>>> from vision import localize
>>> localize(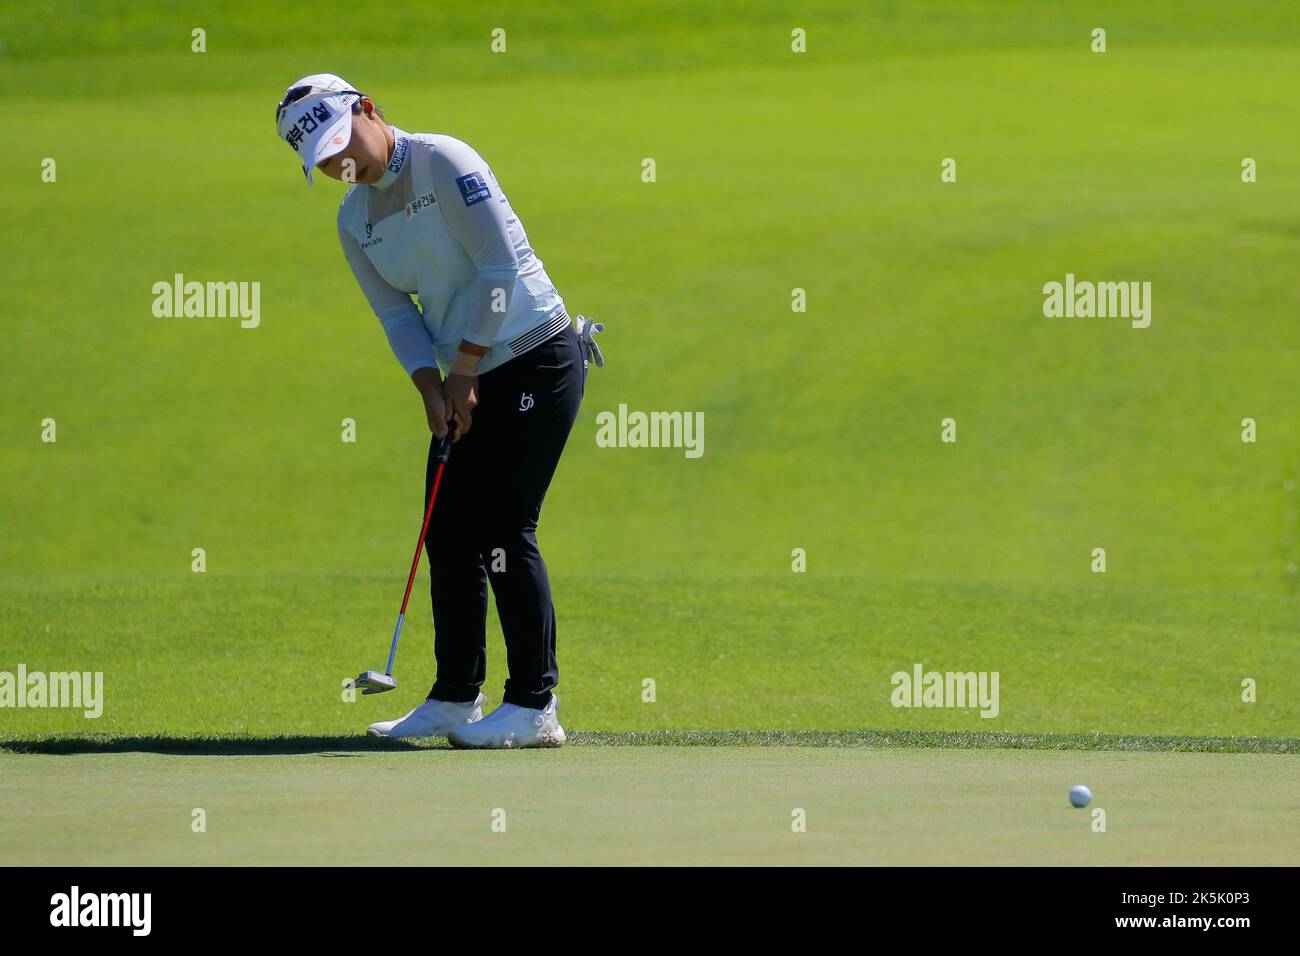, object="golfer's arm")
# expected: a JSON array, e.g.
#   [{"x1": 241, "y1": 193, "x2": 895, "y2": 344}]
[
  {"x1": 431, "y1": 145, "x2": 520, "y2": 361},
  {"x1": 410, "y1": 365, "x2": 442, "y2": 397},
  {"x1": 338, "y1": 220, "x2": 440, "y2": 376}
]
